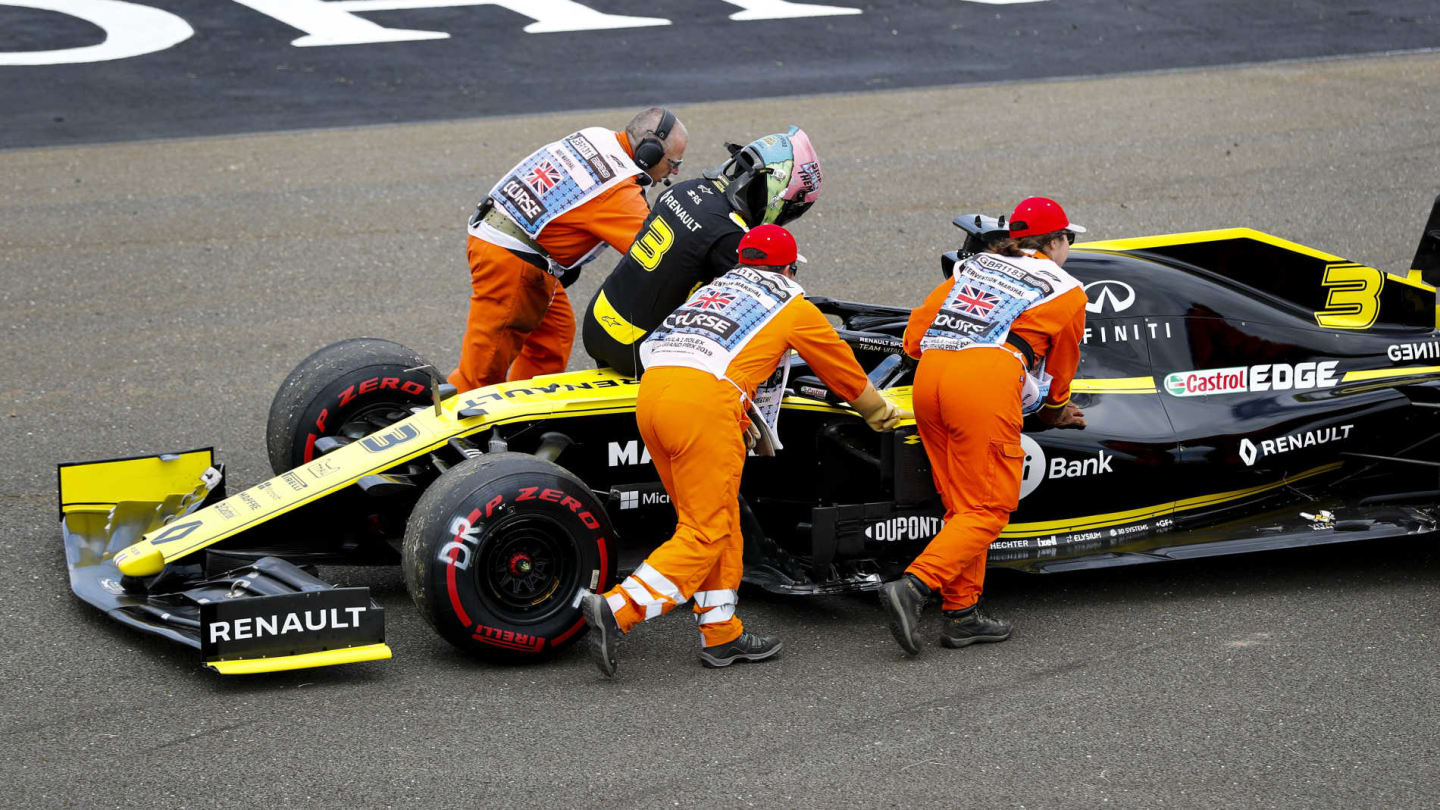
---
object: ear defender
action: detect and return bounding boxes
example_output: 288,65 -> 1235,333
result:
633,108 -> 675,171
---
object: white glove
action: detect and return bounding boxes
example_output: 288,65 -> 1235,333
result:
744,421 -> 762,450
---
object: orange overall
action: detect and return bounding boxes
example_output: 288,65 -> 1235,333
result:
903,263 -> 1087,610
449,132 -> 651,392
600,296 -> 869,646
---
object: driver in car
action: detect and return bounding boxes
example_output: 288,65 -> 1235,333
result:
580,225 -> 909,677
879,197 -> 1089,656
581,127 -> 822,378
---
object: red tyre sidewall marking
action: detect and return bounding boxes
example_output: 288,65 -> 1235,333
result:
445,507 -> 482,628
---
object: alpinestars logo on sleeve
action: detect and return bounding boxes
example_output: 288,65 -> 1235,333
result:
954,285 -> 999,317
693,291 -> 735,310
525,160 -> 564,193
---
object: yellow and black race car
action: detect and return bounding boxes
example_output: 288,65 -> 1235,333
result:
59,195 -> 1440,674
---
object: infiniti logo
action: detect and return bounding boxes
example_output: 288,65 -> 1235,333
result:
1083,280 -> 1136,314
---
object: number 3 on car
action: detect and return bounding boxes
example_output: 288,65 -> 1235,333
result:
628,218 -> 674,271
1314,262 -> 1384,329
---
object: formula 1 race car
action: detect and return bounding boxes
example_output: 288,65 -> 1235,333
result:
59,196 -> 1440,674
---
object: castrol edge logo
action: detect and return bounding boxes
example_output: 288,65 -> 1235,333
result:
1163,361 -> 1339,397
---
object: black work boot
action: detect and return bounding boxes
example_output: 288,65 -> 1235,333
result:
699,632 -> 783,668
878,573 -> 932,656
940,603 -> 1012,648
580,591 -> 620,678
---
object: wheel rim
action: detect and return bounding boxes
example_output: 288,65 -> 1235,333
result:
303,396 -> 420,463
337,400 -> 419,440
474,513 -> 580,625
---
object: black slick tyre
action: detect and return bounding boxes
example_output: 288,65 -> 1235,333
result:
265,338 -> 433,474
402,453 -> 617,663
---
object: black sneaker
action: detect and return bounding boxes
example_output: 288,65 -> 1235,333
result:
940,604 -> 1012,648
580,591 -> 620,678
878,573 -> 931,656
699,632 -> 783,668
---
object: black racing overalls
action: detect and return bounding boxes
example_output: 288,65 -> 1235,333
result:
582,176 -> 746,378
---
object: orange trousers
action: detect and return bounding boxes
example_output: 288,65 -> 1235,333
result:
907,348 -> 1026,611
448,236 -> 574,392
600,367 -> 748,647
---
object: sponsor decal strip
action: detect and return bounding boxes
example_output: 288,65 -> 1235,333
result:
1164,362 -> 1339,397
998,462 -> 1342,538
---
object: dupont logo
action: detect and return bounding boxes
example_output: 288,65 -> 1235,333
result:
1164,361 -> 1339,397
864,515 -> 943,542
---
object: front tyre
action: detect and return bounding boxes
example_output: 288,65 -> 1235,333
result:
265,338 -> 434,475
402,453 -> 616,663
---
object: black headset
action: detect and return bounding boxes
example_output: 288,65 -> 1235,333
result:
632,108 -> 676,171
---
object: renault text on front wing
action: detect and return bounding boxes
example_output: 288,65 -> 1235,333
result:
1164,361 -> 1339,397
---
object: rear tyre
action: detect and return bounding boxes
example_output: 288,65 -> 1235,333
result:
402,453 -> 616,663
265,338 -> 433,474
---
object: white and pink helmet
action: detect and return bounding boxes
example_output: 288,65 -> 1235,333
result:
714,126 -> 822,226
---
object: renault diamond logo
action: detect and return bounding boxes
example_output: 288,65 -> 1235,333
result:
1083,280 -> 1136,314
1239,438 -> 1258,466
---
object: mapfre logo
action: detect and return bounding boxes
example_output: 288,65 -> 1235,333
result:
1164,361 -> 1339,397
608,440 -> 652,467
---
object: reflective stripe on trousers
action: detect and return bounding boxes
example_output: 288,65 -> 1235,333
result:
693,588 -> 738,626
612,562 -> 683,620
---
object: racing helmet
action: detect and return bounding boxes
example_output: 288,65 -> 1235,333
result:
708,126 -> 822,226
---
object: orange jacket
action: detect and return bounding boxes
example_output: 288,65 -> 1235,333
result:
722,295 -> 871,405
530,132 -> 651,267
904,260 -> 1087,409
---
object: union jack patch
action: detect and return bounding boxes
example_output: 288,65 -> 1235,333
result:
954,284 -> 999,317
693,290 -> 735,310
525,160 -> 564,193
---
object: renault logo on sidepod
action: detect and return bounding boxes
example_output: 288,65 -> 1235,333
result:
1239,438 -> 1258,466
1083,280 -> 1136,314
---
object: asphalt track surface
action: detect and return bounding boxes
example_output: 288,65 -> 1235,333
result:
4,51 -> 1440,809
2,0 -> 1439,148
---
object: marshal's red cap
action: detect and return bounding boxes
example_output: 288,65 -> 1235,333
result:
738,224 -> 799,266
1009,197 -> 1086,238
